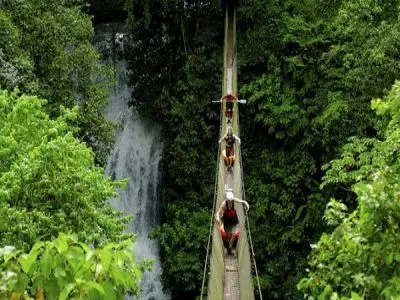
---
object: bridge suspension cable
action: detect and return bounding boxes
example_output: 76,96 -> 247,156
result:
237,112 -> 263,299
200,100 -> 224,299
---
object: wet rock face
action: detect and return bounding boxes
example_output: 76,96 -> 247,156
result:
93,23 -> 129,61
90,0 -> 127,24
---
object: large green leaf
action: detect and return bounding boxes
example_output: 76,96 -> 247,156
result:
59,283 -> 77,300
17,241 -> 43,273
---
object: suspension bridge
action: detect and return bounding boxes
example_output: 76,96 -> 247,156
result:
200,1 -> 262,299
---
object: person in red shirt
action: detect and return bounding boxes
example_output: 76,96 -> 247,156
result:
215,191 -> 249,255
221,93 -> 237,121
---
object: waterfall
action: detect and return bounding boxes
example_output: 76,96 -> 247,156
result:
95,23 -> 169,300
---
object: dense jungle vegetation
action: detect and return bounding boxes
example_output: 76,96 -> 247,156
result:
2,0 -> 400,299
0,0 -> 149,298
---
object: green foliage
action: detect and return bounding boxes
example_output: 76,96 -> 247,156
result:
0,233 -> 152,299
298,80 -> 400,299
237,0 -> 400,298
154,52 -> 220,297
321,137 -> 377,189
150,206 -> 209,297
322,80 -> 400,189
1,0 -> 115,164
0,9 -> 37,92
240,56 -> 307,139
0,90 -> 129,250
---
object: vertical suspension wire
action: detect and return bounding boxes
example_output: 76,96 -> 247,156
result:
237,110 -> 263,299
200,100 -> 224,299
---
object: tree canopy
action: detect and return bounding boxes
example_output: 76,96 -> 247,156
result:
0,90 -> 129,251
0,0 -> 153,298
298,80 -> 400,299
0,0 -> 115,164
0,89 -> 148,298
0,233 -> 151,299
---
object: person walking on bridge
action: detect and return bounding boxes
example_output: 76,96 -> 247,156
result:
215,190 -> 249,255
219,127 -> 241,171
221,92 -> 236,122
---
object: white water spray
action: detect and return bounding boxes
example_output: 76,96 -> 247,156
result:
95,23 -> 169,300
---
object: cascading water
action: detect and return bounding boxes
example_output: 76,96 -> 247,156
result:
94,23 -> 169,300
